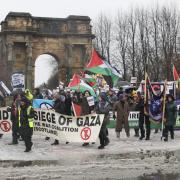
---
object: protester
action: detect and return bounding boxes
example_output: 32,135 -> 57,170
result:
51,92 -> 66,145
74,90 -> 94,146
0,92 -> 5,139
113,94 -> 130,138
129,95 -> 139,137
25,89 -> 33,103
107,89 -> 118,110
95,92 -> 110,149
163,94 -> 177,141
33,88 -> 43,99
65,89 -> 72,116
18,97 -> 34,152
9,93 -> 21,145
136,92 -> 151,140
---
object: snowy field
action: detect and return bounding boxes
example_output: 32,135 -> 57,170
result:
0,129 -> 180,180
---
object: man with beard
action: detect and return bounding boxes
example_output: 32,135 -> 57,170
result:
113,94 -> 130,138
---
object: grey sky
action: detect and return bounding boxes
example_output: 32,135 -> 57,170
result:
0,0 -> 179,22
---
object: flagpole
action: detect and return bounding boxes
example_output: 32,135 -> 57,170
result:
161,79 -> 167,140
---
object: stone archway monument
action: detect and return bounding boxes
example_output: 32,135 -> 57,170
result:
0,12 -> 94,90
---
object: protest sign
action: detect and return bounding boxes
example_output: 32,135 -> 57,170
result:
87,96 -> 95,106
11,72 -> 25,91
0,107 -> 104,143
130,77 -> 137,84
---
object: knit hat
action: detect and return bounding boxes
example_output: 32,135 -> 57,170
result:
118,94 -> 124,100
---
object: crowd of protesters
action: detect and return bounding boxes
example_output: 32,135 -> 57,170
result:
0,85 -> 178,152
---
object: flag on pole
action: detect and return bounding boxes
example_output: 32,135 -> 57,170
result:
172,64 -> 180,82
144,73 -> 164,122
68,74 -> 96,97
85,49 -> 120,85
82,74 -> 97,87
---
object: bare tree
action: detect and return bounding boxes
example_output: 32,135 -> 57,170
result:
114,12 -> 129,80
127,9 -> 137,77
93,13 -> 113,64
159,6 -> 180,80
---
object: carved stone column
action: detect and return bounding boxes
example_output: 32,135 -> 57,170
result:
6,42 -> 14,87
26,42 -> 33,89
7,42 -> 14,62
64,44 -> 73,83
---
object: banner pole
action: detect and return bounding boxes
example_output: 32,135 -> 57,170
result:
161,79 -> 167,140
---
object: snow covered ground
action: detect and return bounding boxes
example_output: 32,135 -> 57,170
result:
0,129 -> 180,180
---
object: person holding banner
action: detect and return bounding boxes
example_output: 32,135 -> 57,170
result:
95,93 -> 110,149
9,94 -> 21,145
18,97 -> 34,152
136,92 -> 151,140
74,90 -> 94,146
113,94 -> 130,138
163,94 -> 177,141
51,93 -> 66,145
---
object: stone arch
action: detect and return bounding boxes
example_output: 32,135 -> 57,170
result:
0,12 -> 94,90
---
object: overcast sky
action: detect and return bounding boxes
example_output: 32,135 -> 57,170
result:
0,0 -> 179,22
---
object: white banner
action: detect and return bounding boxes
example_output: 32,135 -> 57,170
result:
0,107 -> 12,134
0,107 -> 104,143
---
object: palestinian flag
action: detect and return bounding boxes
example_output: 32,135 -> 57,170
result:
82,74 -> 97,87
68,74 -> 96,97
172,64 -> 180,82
86,50 -> 111,75
86,49 -> 120,85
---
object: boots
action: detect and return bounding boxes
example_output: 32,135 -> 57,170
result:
145,136 -> 150,140
98,145 -> 104,149
116,131 -> 120,138
45,137 -> 50,140
139,135 -> 145,140
82,143 -> 89,146
51,139 -> 59,145
24,142 -> 33,152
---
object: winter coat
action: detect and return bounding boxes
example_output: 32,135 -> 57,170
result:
165,101 -> 177,126
65,94 -> 72,115
95,100 -> 110,125
113,101 -> 130,131
108,94 -> 118,110
135,98 -> 144,120
54,98 -> 66,115
74,92 -> 93,116
19,105 -> 34,128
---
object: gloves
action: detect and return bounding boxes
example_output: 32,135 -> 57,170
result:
7,106 -> 11,112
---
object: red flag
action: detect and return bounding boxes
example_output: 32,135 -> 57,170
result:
86,49 -> 104,68
172,64 -> 180,81
72,102 -> 81,116
68,74 -> 80,87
